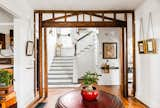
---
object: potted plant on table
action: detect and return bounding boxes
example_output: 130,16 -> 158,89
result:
81,72 -> 100,101
0,69 -> 13,87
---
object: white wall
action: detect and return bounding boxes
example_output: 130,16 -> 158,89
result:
0,1 -> 34,108
77,32 -> 96,77
135,0 -> 160,107
96,28 -> 121,85
47,28 -> 57,67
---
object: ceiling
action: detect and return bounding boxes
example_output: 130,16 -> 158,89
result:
27,0 -> 145,10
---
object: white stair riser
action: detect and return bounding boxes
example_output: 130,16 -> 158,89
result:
48,74 -> 73,78
48,84 -> 80,88
49,67 -> 73,70
48,79 -> 72,83
52,60 -> 73,64
54,56 -> 73,58
50,64 -> 73,66
48,71 -> 73,74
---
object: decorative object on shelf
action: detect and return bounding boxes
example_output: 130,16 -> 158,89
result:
138,40 -> 146,54
0,58 -> 12,64
146,13 -> 157,54
0,69 -> 13,87
101,60 -> 110,73
103,42 -> 117,59
81,72 -> 100,101
138,18 -> 147,54
146,39 -> 156,53
26,41 -> 34,56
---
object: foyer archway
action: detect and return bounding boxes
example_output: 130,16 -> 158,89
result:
34,10 -> 136,99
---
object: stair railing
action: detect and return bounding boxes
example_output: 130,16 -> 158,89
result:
74,31 -> 93,56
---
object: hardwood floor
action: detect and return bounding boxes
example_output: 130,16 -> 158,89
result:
32,86 -> 147,108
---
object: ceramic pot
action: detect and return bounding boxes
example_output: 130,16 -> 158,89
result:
81,86 -> 98,101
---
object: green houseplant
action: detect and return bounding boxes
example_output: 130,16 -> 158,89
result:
81,72 -> 100,101
0,69 -> 13,87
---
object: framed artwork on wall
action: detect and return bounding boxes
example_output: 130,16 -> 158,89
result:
26,41 -> 34,56
138,40 -> 146,54
103,42 -> 117,59
146,39 -> 156,53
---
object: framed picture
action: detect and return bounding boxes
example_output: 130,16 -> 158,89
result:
138,40 -> 146,54
103,42 -> 117,59
26,41 -> 34,56
146,39 -> 157,53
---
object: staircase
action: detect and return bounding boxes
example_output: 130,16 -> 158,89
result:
48,56 -> 80,88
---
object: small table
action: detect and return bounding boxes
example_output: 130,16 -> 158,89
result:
56,90 -> 124,108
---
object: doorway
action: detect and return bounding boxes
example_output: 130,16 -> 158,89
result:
34,10 -> 136,98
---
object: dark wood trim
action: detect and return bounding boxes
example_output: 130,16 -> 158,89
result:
120,27 -> 124,97
42,21 -> 126,27
43,13 -> 79,22
132,12 -> 136,96
124,13 -> 128,97
84,12 -> 124,23
39,12 -> 43,98
34,10 -> 134,13
44,28 -> 48,98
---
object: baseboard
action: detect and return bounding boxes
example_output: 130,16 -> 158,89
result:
134,97 -> 149,108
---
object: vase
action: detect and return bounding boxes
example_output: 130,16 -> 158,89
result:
81,86 -> 98,101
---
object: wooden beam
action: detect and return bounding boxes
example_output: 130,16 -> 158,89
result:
43,13 -> 79,23
44,28 -> 48,98
34,10 -> 134,14
85,12 -> 124,23
42,21 -> 126,27
39,13 -> 43,98
132,12 -> 136,96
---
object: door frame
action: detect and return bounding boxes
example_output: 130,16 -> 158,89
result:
34,10 -> 136,98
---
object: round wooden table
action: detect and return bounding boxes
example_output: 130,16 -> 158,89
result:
55,90 -> 124,108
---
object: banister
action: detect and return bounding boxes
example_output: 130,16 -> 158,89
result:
77,31 -> 92,42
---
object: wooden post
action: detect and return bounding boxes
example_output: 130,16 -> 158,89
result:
39,12 -> 43,98
120,27 -> 124,97
124,13 -> 128,97
132,12 -> 136,96
44,28 -> 48,98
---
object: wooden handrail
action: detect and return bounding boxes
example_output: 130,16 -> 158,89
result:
77,31 -> 92,42
74,31 -> 93,56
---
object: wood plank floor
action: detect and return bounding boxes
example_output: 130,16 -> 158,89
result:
33,86 -> 147,108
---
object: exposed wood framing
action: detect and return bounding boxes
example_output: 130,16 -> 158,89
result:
38,13 -> 43,98
44,28 -> 48,98
42,22 -> 126,27
41,11 -> 128,27
120,27 -> 125,97
34,10 -> 134,13
124,13 -> 128,97
34,10 -> 136,98
132,12 -> 136,96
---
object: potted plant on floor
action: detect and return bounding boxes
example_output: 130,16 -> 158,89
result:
0,69 -> 13,87
81,72 -> 100,101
